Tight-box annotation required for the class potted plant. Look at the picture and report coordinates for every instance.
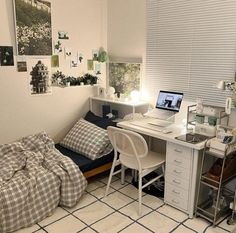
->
[83,73,98,85]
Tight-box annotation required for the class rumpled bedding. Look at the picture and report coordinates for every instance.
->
[0,132,87,233]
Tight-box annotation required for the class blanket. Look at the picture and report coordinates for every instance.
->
[0,132,87,233]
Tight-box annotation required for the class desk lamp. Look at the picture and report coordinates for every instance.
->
[216,75,236,114]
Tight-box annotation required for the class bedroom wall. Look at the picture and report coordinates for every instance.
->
[106,0,236,127]
[107,0,146,63]
[0,0,107,144]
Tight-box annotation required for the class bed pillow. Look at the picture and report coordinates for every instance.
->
[84,111,116,129]
[60,119,113,160]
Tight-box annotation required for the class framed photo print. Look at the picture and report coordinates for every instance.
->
[97,87,106,98]
[14,0,52,55]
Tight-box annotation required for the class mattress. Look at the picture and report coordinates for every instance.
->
[55,144,114,173]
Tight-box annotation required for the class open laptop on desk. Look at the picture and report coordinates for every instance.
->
[145,90,184,127]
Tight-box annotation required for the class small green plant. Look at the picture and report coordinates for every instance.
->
[83,73,98,85]
[51,71,98,87]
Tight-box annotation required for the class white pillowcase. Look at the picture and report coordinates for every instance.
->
[60,119,113,160]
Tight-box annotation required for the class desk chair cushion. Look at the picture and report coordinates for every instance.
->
[60,119,113,160]
[120,151,165,170]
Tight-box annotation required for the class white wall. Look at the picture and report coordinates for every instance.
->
[107,0,146,62]
[0,0,107,144]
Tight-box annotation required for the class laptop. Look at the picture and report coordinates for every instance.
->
[146,90,184,127]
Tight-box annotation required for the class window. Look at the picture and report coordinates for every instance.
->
[145,0,236,106]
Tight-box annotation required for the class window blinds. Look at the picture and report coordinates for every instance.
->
[146,0,236,107]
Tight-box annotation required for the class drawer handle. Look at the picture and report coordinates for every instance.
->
[172,189,180,195]
[172,199,179,204]
[174,149,182,153]
[174,159,182,164]
[173,179,181,184]
[174,169,182,174]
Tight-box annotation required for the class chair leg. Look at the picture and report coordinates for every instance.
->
[104,160,116,197]
[134,170,138,182]
[121,165,125,185]
[138,173,142,216]
[162,164,165,178]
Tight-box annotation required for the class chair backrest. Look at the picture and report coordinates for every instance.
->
[107,126,148,160]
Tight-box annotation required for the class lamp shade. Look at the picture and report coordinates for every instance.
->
[130,90,141,102]
[216,80,225,90]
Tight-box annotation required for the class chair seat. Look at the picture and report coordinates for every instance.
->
[120,150,165,170]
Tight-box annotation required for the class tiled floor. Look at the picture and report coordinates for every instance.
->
[14,173,235,233]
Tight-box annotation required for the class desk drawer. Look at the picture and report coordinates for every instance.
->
[167,142,192,160]
[165,173,190,190]
[166,163,190,180]
[165,192,188,211]
[165,183,189,200]
[166,154,191,169]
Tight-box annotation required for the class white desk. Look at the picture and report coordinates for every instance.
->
[118,118,205,218]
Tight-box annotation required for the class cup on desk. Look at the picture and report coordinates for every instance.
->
[196,114,205,124]
[208,116,217,126]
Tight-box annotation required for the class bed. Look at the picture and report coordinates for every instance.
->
[0,132,87,233]
[55,144,114,178]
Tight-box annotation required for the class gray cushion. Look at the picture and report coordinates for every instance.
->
[60,119,113,160]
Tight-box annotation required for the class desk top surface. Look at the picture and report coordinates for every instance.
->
[118,118,206,150]
[90,96,148,107]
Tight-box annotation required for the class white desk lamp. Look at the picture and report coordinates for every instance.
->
[216,77,235,115]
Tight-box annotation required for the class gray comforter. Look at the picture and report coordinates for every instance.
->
[0,132,87,233]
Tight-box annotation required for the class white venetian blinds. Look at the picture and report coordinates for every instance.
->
[146,0,236,106]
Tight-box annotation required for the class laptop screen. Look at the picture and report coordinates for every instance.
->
[155,90,184,112]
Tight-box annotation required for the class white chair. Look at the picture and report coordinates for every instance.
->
[104,126,165,215]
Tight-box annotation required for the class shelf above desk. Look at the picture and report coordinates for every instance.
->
[90,97,149,117]
[90,96,148,107]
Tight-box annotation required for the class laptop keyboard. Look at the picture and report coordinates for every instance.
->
[148,119,172,127]
[130,121,163,131]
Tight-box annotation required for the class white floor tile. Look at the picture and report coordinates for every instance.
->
[99,175,119,184]
[92,212,132,233]
[64,193,97,213]
[110,179,128,190]
[119,184,145,200]
[119,202,152,220]
[157,205,188,223]
[45,215,85,233]
[184,217,210,233]
[38,207,69,227]
[138,211,178,233]
[86,180,105,192]
[172,225,195,233]
[34,230,46,233]
[90,185,115,199]
[73,202,114,225]
[120,222,152,233]
[102,191,133,209]
[13,224,39,233]
[79,227,97,233]
[218,218,235,232]
[205,226,230,233]
[141,194,164,209]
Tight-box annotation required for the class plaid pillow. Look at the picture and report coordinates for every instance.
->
[60,119,113,160]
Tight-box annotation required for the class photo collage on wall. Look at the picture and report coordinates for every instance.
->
[4,0,107,95]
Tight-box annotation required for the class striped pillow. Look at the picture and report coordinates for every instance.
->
[60,119,113,160]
